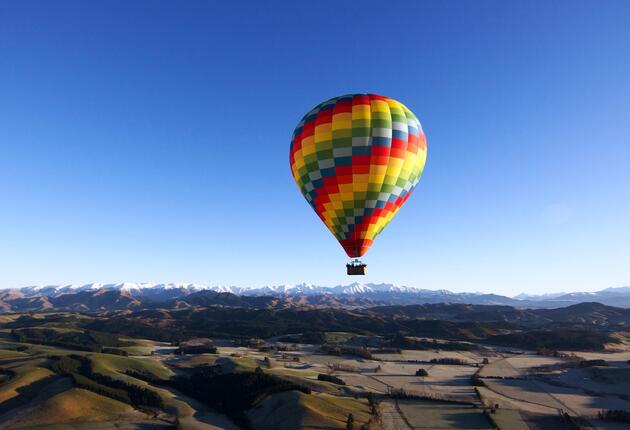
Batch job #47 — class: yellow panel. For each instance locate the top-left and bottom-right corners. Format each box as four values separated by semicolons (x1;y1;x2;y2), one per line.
354;181;368;192
353;174;369;185
332;112;352;131
301;136;315;155
370;99;389;112
399;151;416;184
340;191;353;201
387;100;404;114
369;174;385;186
352;104;371;121
314;123;332;143
368;163;388;191
339;183;353;194
385;158;404;180
294;151;305;168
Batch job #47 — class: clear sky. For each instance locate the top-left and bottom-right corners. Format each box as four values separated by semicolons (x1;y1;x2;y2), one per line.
1;1;629;295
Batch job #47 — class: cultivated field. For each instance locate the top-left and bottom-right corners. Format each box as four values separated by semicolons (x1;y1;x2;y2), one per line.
396;399;493;429
1;312;629;429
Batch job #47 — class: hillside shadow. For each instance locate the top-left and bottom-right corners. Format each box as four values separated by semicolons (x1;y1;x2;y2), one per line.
0;374;69;415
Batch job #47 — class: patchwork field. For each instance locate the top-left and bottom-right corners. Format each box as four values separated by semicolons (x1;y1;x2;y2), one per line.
396;399;493;429
1;311;629;430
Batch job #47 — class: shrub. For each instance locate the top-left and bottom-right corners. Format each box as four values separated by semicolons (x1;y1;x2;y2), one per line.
321;344;373;359
429;358;467;365
598;409;630;423
317;373;346;385
579;359;608;367
101;347;128;356
415;368;428;377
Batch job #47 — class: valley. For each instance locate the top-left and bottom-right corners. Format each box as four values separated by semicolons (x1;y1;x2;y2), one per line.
0;298;629;429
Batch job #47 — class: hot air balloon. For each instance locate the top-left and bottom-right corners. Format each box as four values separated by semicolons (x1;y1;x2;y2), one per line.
289;94;427;275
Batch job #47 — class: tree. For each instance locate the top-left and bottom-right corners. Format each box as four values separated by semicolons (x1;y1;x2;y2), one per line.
263;356;272;368
346;413;354;430
416;368;428;377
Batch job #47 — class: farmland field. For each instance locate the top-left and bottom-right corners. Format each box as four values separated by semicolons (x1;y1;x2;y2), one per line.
1;307;629;429
396;399;493;429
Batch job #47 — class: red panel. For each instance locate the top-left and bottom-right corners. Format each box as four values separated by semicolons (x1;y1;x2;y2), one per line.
352;164;370;174
371;146;390;156
339;238;374;258
335;165;352;176
315;108;333;126
333;99;352;114
392;138;408;149
373;156;390;165
337;174;353;184
352;155;371;165
352;95;370;106
390;148;407;159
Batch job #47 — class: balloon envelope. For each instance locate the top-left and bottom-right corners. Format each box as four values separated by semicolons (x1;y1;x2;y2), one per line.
290;94;427;258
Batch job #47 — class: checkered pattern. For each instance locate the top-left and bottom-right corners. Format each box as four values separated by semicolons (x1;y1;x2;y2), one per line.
290;94;427;258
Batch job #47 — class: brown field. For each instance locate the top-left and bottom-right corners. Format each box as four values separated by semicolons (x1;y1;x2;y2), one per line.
396;399;493;429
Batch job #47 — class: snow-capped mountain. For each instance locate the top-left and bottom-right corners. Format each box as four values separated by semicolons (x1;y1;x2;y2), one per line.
10;282;480;300
4;282;630;308
514;292;568;300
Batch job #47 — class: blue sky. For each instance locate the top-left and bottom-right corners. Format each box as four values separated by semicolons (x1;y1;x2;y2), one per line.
1;1;629;295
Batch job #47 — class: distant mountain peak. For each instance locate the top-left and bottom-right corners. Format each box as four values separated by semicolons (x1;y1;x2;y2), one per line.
4;282;630;309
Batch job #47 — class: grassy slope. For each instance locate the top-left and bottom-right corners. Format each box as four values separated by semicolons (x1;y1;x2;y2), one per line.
0;330;240;429
248;390;370;430
215;356;259;372
87;353;240;429
0;387;143;429
0;363;55;404
88;353;174;380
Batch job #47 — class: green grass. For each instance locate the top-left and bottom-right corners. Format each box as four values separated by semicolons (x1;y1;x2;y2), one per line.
0;349;28;359
248;390;371;430
118;345;155;355
215;356;259;373
324;332;357;343
88;353;173;380
269;369;344;395
172;354;218;368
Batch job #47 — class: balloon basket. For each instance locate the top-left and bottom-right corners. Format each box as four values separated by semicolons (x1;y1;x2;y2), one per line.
346;259;367;275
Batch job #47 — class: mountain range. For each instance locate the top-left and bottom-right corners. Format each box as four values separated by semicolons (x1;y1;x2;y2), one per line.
1;282;629;312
